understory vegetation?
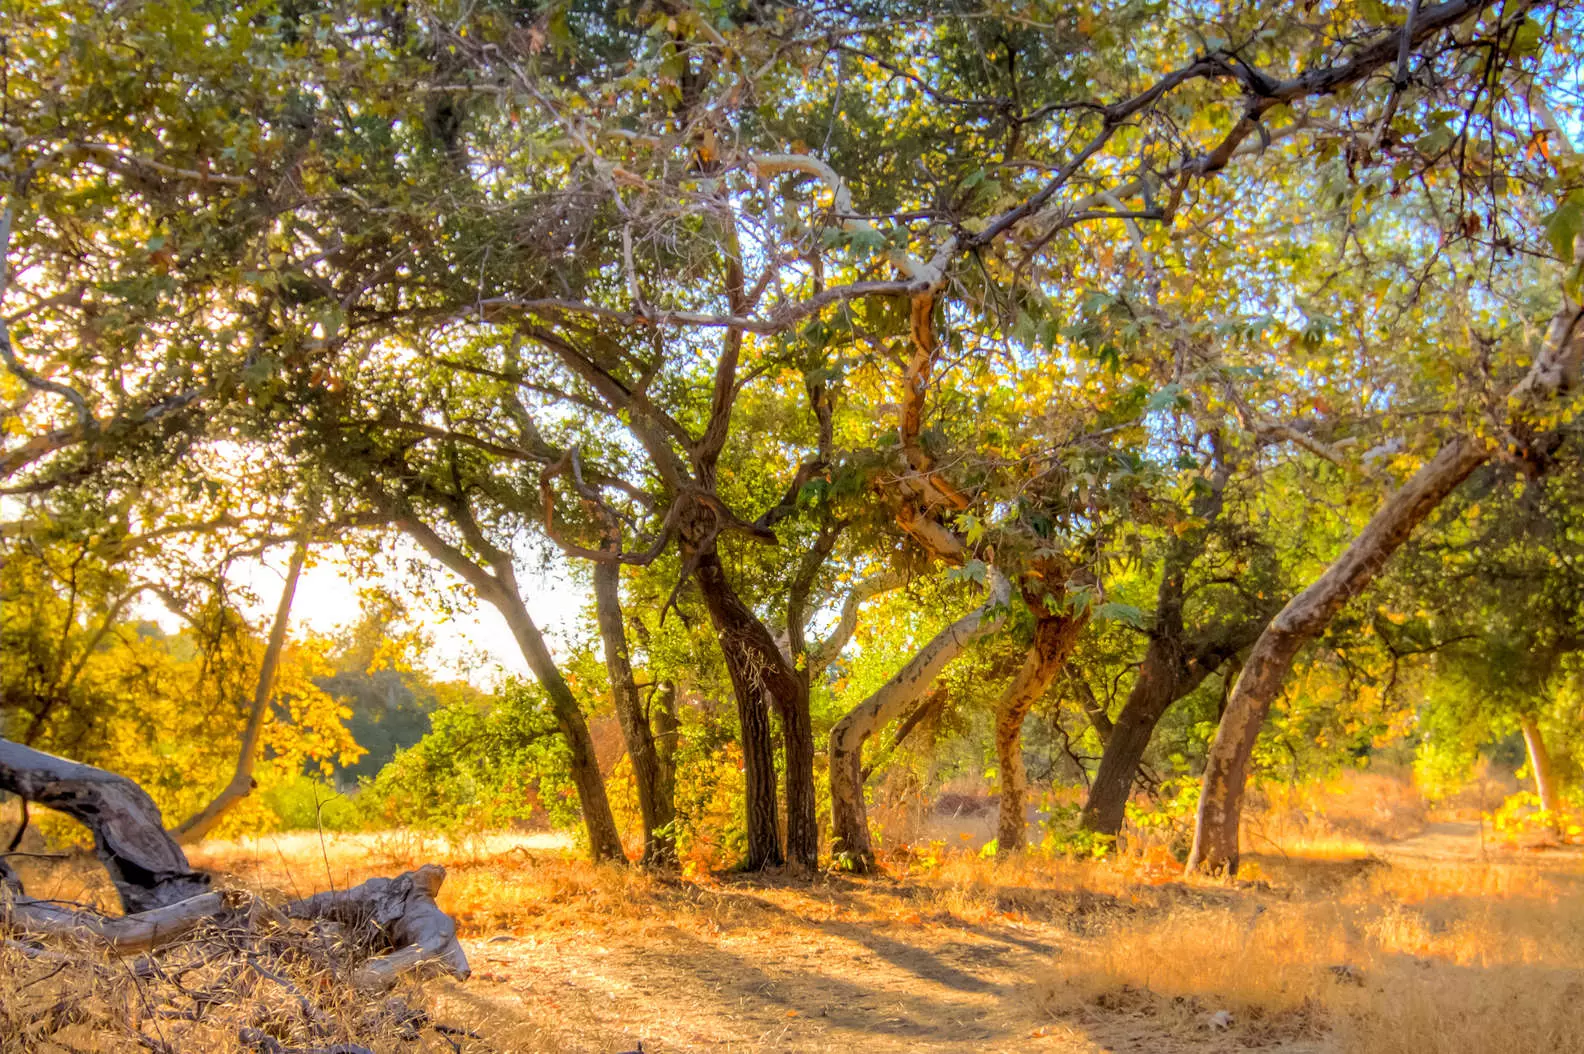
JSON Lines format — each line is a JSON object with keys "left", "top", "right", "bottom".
{"left": 3, "top": 0, "right": 1584, "bottom": 1049}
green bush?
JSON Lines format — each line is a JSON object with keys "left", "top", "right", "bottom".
{"left": 263, "top": 776, "right": 363, "bottom": 832}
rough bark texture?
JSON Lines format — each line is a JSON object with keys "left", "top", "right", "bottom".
{"left": 1187, "top": 436, "right": 1490, "bottom": 874}
{"left": 594, "top": 559, "right": 675, "bottom": 867}
{"left": 0, "top": 739, "right": 210, "bottom": 912}
{"left": 174, "top": 535, "right": 308, "bottom": 844}
{"left": 1519, "top": 714, "right": 1560, "bottom": 824}
{"left": 691, "top": 545, "right": 789, "bottom": 870}
{"left": 1079, "top": 638, "right": 1185, "bottom": 838}
{"left": 995, "top": 611, "right": 1089, "bottom": 857}
{"left": 828, "top": 571, "right": 1010, "bottom": 872}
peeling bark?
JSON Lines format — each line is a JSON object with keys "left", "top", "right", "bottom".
{"left": 994, "top": 612, "right": 1089, "bottom": 856}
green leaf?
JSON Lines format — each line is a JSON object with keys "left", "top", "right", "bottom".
{"left": 1094, "top": 602, "right": 1146, "bottom": 628}
{"left": 1545, "top": 192, "right": 1584, "bottom": 262}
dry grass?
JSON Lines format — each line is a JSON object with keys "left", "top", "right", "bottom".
{"left": 8, "top": 809, "right": 1584, "bottom": 1053}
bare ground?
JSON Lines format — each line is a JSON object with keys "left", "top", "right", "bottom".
{"left": 185, "top": 823, "right": 1584, "bottom": 1054}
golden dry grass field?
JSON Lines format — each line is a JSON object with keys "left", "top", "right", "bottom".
{"left": 6, "top": 817, "right": 1583, "bottom": 1054}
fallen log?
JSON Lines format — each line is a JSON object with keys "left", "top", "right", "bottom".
{"left": 1, "top": 866, "right": 469, "bottom": 989}
{"left": 283, "top": 864, "right": 471, "bottom": 989}
{"left": 0, "top": 742, "right": 469, "bottom": 991}
{"left": 1, "top": 890, "right": 235, "bottom": 952}
{"left": 0, "top": 739, "right": 209, "bottom": 912}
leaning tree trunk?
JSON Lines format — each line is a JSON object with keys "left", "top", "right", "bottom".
{"left": 1519, "top": 714, "right": 1561, "bottom": 827}
{"left": 399, "top": 515, "right": 626, "bottom": 865}
{"left": 829, "top": 570, "right": 1010, "bottom": 872}
{"left": 995, "top": 611, "right": 1090, "bottom": 857}
{"left": 0, "top": 739, "right": 210, "bottom": 912}
{"left": 492, "top": 576, "right": 628, "bottom": 865}
{"left": 691, "top": 547, "right": 788, "bottom": 870}
{"left": 1079, "top": 639, "right": 1184, "bottom": 838}
{"left": 173, "top": 533, "right": 308, "bottom": 843}
{"left": 1187, "top": 436, "right": 1490, "bottom": 874}
{"left": 593, "top": 559, "right": 675, "bottom": 867}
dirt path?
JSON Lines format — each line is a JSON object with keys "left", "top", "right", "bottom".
{"left": 442, "top": 877, "right": 1324, "bottom": 1054}
{"left": 1381, "top": 820, "right": 1584, "bottom": 866}
{"left": 461, "top": 909, "right": 1074, "bottom": 1053}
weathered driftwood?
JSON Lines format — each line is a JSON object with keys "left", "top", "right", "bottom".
{"left": 0, "top": 743, "right": 468, "bottom": 991}
{"left": 1, "top": 890, "right": 234, "bottom": 952}
{"left": 0, "top": 739, "right": 210, "bottom": 912}
{"left": 1, "top": 867, "right": 468, "bottom": 989}
{"left": 283, "top": 864, "right": 471, "bottom": 989}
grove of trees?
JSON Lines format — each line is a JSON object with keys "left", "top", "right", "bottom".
{"left": 3, "top": 0, "right": 1582, "bottom": 876}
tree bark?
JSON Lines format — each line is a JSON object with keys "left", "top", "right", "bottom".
{"left": 173, "top": 534, "right": 308, "bottom": 844}
{"left": 397, "top": 515, "right": 626, "bottom": 865}
{"left": 1519, "top": 713, "right": 1560, "bottom": 826}
{"left": 1079, "top": 638, "right": 1183, "bottom": 838}
{"left": 491, "top": 569, "right": 627, "bottom": 865}
{"left": 1187, "top": 435, "right": 1489, "bottom": 874}
{"left": 829, "top": 570, "right": 1010, "bottom": 872}
{"left": 995, "top": 611, "right": 1089, "bottom": 857}
{"left": 0, "top": 739, "right": 210, "bottom": 912}
{"left": 593, "top": 559, "right": 675, "bottom": 867}
{"left": 690, "top": 545, "right": 789, "bottom": 870}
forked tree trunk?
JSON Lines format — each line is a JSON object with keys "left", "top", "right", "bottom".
{"left": 1519, "top": 714, "right": 1561, "bottom": 825}
{"left": 691, "top": 546, "right": 788, "bottom": 870}
{"left": 829, "top": 571, "right": 1010, "bottom": 872}
{"left": 0, "top": 739, "right": 210, "bottom": 912}
{"left": 593, "top": 560, "right": 676, "bottom": 867}
{"left": 1187, "top": 436, "right": 1490, "bottom": 874}
{"left": 995, "top": 611, "right": 1089, "bottom": 856}
{"left": 173, "top": 534, "right": 308, "bottom": 844}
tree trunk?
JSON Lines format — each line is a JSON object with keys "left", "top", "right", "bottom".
{"left": 492, "top": 574, "right": 627, "bottom": 864}
{"left": 1187, "top": 436, "right": 1489, "bottom": 874}
{"left": 779, "top": 684, "right": 820, "bottom": 871}
{"left": 593, "top": 560, "right": 675, "bottom": 867}
{"left": 829, "top": 571, "right": 1010, "bottom": 872}
{"left": 652, "top": 679, "right": 680, "bottom": 820}
{"left": 995, "top": 611, "right": 1089, "bottom": 857}
{"left": 173, "top": 535, "right": 308, "bottom": 844}
{"left": 1079, "top": 639, "right": 1182, "bottom": 838}
{"left": 1519, "top": 713, "right": 1560, "bottom": 826}
{"left": 690, "top": 546, "right": 787, "bottom": 870}
{"left": 398, "top": 515, "right": 626, "bottom": 865}
{"left": 0, "top": 739, "right": 210, "bottom": 912}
